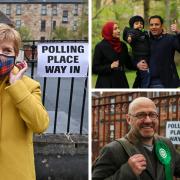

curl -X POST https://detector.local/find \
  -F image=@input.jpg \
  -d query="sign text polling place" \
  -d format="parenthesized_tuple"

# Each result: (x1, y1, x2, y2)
(37, 42, 88, 77)
(166, 121, 180, 144)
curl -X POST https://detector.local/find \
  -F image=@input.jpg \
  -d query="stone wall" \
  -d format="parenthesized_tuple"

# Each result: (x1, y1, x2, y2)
(34, 133, 88, 180)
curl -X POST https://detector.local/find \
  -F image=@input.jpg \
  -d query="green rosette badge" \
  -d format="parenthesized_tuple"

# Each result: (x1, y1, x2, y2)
(155, 140, 172, 180)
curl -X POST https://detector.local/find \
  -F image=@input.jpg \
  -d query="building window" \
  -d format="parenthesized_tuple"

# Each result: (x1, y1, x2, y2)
(73, 4, 78, 16)
(128, 96, 132, 102)
(152, 92, 160, 97)
(40, 36, 45, 41)
(52, 5, 57, 16)
(53, 21, 56, 30)
(162, 105, 168, 112)
(110, 98, 115, 114)
(73, 21, 77, 31)
(6, 5, 11, 15)
(169, 92, 177, 95)
(41, 5, 47, 15)
(172, 104, 176, 113)
(157, 107, 160, 113)
(16, 20, 21, 28)
(62, 10, 68, 23)
(110, 124, 115, 140)
(16, 4, 21, 15)
(41, 20, 46, 32)
(85, 5, 88, 15)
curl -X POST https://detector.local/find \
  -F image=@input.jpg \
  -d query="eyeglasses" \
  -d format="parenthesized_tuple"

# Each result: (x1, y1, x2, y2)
(129, 112, 158, 120)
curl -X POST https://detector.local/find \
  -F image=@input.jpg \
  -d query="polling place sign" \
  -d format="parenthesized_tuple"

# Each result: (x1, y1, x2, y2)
(37, 42, 88, 77)
(166, 121, 180, 144)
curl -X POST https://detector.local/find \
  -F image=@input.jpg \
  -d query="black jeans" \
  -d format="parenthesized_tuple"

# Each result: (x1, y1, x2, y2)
(140, 69, 150, 88)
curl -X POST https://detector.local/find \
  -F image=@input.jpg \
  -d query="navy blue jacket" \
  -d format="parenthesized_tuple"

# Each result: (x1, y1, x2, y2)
(149, 33, 180, 88)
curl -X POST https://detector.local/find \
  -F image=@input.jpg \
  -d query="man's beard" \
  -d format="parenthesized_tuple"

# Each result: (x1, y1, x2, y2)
(132, 127, 155, 141)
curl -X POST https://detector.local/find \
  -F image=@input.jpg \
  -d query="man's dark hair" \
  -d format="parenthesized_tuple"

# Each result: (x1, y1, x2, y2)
(149, 15, 164, 24)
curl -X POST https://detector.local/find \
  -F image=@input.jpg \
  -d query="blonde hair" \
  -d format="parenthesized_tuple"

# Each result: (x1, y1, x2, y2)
(0, 23, 21, 56)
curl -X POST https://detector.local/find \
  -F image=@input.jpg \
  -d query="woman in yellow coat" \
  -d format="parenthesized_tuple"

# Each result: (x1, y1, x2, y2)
(0, 23, 49, 179)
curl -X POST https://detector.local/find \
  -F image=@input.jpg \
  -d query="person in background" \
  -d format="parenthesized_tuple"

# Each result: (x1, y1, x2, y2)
(0, 23, 49, 180)
(92, 97, 180, 180)
(123, 15, 150, 88)
(92, 21, 134, 88)
(136, 15, 180, 88)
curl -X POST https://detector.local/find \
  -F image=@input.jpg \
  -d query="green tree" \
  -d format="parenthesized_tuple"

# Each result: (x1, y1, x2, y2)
(17, 26, 32, 41)
(51, 27, 70, 40)
(143, 0, 150, 26)
(79, 0, 88, 40)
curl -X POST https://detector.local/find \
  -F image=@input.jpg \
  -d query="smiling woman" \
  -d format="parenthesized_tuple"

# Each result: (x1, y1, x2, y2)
(92, 21, 134, 88)
(0, 23, 49, 180)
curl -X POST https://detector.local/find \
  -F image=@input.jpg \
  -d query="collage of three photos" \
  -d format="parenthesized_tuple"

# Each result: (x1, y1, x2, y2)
(0, 0, 180, 180)
(91, 0, 180, 180)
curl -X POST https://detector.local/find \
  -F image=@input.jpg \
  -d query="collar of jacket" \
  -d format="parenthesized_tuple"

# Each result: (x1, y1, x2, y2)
(125, 129, 160, 146)
(149, 32, 164, 40)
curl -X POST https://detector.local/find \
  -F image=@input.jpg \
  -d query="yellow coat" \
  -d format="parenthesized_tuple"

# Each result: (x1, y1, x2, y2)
(0, 72, 49, 180)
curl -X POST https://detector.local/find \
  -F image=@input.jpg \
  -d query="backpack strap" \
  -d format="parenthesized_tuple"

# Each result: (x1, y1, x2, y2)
(115, 137, 140, 156)
(115, 137, 141, 180)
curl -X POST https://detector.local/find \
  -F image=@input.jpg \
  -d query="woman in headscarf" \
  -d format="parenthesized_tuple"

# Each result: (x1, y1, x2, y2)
(92, 21, 133, 88)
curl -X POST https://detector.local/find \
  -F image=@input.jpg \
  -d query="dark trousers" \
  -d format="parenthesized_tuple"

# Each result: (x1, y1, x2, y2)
(140, 69, 150, 88)
(149, 78, 165, 88)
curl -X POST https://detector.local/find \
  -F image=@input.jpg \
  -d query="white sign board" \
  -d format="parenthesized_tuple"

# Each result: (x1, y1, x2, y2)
(166, 121, 180, 144)
(37, 42, 88, 77)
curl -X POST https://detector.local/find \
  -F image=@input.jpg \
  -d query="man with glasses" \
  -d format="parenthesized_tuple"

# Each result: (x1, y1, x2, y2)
(92, 97, 180, 180)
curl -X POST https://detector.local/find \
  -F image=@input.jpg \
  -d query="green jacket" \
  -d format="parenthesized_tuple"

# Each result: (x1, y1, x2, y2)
(92, 132, 180, 180)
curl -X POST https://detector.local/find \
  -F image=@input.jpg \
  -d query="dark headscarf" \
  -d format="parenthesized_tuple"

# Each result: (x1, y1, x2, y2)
(102, 21, 122, 53)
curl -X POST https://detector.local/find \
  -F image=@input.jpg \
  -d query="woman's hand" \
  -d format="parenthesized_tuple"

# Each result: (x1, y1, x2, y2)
(137, 60, 148, 71)
(111, 60, 119, 69)
(9, 60, 28, 84)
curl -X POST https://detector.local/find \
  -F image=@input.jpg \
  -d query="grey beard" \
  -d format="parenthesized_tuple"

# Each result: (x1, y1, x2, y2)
(131, 127, 154, 141)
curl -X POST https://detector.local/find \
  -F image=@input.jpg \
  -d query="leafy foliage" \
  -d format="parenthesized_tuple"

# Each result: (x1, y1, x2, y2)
(92, 0, 180, 66)
(51, 27, 70, 40)
(17, 26, 32, 41)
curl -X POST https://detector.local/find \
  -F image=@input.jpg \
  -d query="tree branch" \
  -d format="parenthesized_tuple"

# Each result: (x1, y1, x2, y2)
(92, 2, 112, 20)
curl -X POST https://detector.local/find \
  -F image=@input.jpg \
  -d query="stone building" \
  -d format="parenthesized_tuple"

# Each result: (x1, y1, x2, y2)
(92, 92, 180, 160)
(0, 0, 88, 40)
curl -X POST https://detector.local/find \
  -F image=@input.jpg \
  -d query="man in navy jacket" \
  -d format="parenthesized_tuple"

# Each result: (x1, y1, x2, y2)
(136, 15, 180, 88)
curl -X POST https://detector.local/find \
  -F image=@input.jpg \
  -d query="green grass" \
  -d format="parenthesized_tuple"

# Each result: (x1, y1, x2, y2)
(177, 65, 180, 74)
(126, 70, 137, 88)
(92, 75, 97, 88)
(92, 65, 180, 88)
(92, 71, 136, 88)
